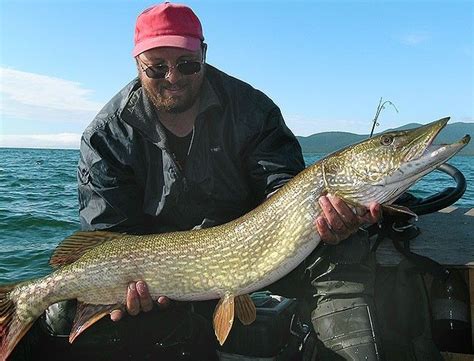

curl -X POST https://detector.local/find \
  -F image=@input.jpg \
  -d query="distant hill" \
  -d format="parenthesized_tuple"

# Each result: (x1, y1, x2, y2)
(297, 122, 473, 156)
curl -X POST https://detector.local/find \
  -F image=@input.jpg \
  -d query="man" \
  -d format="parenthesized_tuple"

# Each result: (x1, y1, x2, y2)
(13, 3, 380, 360)
(79, 0, 379, 323)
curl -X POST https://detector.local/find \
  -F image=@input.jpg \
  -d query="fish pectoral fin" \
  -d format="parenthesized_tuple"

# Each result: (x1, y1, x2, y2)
(69, 302, 121, 344)
(382, 204, 418, 221)
(235, 294, 256, 326)
(213, 294, 235, 346)
(50, 231, 124, 268)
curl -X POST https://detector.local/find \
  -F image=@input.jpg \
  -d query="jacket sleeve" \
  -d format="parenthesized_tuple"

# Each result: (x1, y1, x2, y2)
(244, 106, 306, 200)
(77, 126, 144, 233)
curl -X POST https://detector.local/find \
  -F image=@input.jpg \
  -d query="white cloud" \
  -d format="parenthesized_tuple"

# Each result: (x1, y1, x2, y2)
(0, 133, 80, 149)
(0, 67, 103, 123)
(458, 116, 474, 122)
(399, 32, 430, 46)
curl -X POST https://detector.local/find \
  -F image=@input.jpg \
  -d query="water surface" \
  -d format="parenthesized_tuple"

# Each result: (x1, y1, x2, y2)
(0, 148, 472, 283)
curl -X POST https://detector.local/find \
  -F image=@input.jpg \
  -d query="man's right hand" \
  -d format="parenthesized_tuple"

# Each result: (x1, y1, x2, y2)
(110, 281, 170, 321)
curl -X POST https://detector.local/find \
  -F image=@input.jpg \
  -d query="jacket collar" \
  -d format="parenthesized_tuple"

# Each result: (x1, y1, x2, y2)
(121, 74, 221, 147)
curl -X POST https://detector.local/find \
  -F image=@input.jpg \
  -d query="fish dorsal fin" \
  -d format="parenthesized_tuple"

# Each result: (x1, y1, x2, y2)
(50, 231, 123, 268)
(235, 294, 256, 325)
(69, 302, 121, 343)
(213, 294, 235, 346)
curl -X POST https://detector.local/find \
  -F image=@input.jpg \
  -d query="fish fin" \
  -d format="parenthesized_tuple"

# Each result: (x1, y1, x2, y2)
(235, 294, 256, 325)
(382, 204, 418, 221)
(69, 302, 120, 343)
(50, 231, 123, 268)
(213, 294, 235, 346)
(0, 283, 36, 361)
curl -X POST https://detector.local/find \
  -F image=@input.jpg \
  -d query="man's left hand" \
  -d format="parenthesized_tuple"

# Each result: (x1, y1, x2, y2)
(316, 195, 381, 245)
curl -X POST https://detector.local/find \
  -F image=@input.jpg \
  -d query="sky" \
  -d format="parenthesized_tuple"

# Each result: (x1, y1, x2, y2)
(0, 0, 473, 149)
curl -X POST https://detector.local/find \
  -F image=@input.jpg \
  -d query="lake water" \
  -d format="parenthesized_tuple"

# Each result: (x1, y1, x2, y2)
(0, 148, 472, 283)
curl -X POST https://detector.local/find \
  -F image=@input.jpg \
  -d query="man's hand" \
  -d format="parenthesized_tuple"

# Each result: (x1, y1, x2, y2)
(110, 281, 170, 321)
(316, 195, 381, 245)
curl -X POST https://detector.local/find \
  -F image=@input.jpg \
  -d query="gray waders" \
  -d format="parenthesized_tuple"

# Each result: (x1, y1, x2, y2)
(305, 231, 383, 361)
(302, 228, 444, 361)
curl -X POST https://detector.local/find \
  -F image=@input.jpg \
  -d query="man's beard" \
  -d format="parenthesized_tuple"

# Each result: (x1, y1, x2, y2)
(143, 79, 201, 114)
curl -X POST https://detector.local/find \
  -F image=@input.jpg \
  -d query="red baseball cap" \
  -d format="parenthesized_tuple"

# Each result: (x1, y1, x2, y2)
(132, 2, 204, 57)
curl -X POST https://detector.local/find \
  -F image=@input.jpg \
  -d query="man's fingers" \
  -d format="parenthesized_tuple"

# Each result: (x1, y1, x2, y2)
(318, 196, 349, 235)
(316, 217, 344, 245)
(128, 281, 154, 315)
(316, 196, 382, 245)
(114, 282, 168, 321)
(126, 282, 140, 316)
(358, 202, 382, 224)
(157, 296, 171, 309)
(136, 281, 154, 312)
(327, 195, 359, 230)
(110, 309, 123, 322)
(369, 202, 382, 222)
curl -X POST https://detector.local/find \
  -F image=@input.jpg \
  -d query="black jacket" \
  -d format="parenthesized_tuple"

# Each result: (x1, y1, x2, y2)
(78, 65, 305, 233)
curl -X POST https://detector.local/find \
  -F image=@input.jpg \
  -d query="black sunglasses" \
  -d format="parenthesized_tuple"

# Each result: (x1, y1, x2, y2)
(140, 60, 202, 79)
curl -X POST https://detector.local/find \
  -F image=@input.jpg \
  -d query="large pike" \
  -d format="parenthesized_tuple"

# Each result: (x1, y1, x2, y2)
(0, 118, 470, 359)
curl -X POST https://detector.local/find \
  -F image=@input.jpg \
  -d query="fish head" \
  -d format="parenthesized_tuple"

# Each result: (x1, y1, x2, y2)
(321, 117, 470, 207)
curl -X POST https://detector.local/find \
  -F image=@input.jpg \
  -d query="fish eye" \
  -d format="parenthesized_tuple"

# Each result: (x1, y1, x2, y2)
(380, 135, 394, 146)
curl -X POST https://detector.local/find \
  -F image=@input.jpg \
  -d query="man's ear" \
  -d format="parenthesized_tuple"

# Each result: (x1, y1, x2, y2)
(134, 57, 141, 76)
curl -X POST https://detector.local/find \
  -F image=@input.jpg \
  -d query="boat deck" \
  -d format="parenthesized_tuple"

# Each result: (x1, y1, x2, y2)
(376, 206, 473, 267)
(376, 206, 474, 359)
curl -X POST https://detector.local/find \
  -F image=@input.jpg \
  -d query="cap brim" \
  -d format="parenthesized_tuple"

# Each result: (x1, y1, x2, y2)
(132, 35, 201, 57)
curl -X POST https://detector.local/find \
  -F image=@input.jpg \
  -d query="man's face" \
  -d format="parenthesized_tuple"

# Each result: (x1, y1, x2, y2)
(137, 46, 205, 114)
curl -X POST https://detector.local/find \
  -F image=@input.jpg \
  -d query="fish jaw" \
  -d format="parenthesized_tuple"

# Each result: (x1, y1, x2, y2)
(380, 134, 470, 189)
(398, 117, 450, 164)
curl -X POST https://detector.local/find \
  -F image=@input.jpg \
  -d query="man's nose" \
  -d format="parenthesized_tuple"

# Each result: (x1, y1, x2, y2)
(165, 65, 182, 83)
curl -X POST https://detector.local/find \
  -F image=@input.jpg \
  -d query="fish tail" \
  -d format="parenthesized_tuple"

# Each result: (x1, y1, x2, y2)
(0, 284, 35, 361)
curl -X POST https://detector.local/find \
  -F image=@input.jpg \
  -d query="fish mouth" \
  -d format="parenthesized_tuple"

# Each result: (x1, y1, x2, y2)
(404, 117, 449, 162)
(423, 134, 471, 158)
(394, 118, 470, 187)
(402, 117, 470, 164)
(422, 117, 449, 151)
(382, 118, 470, 192)
(418, 116, 470, 161)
